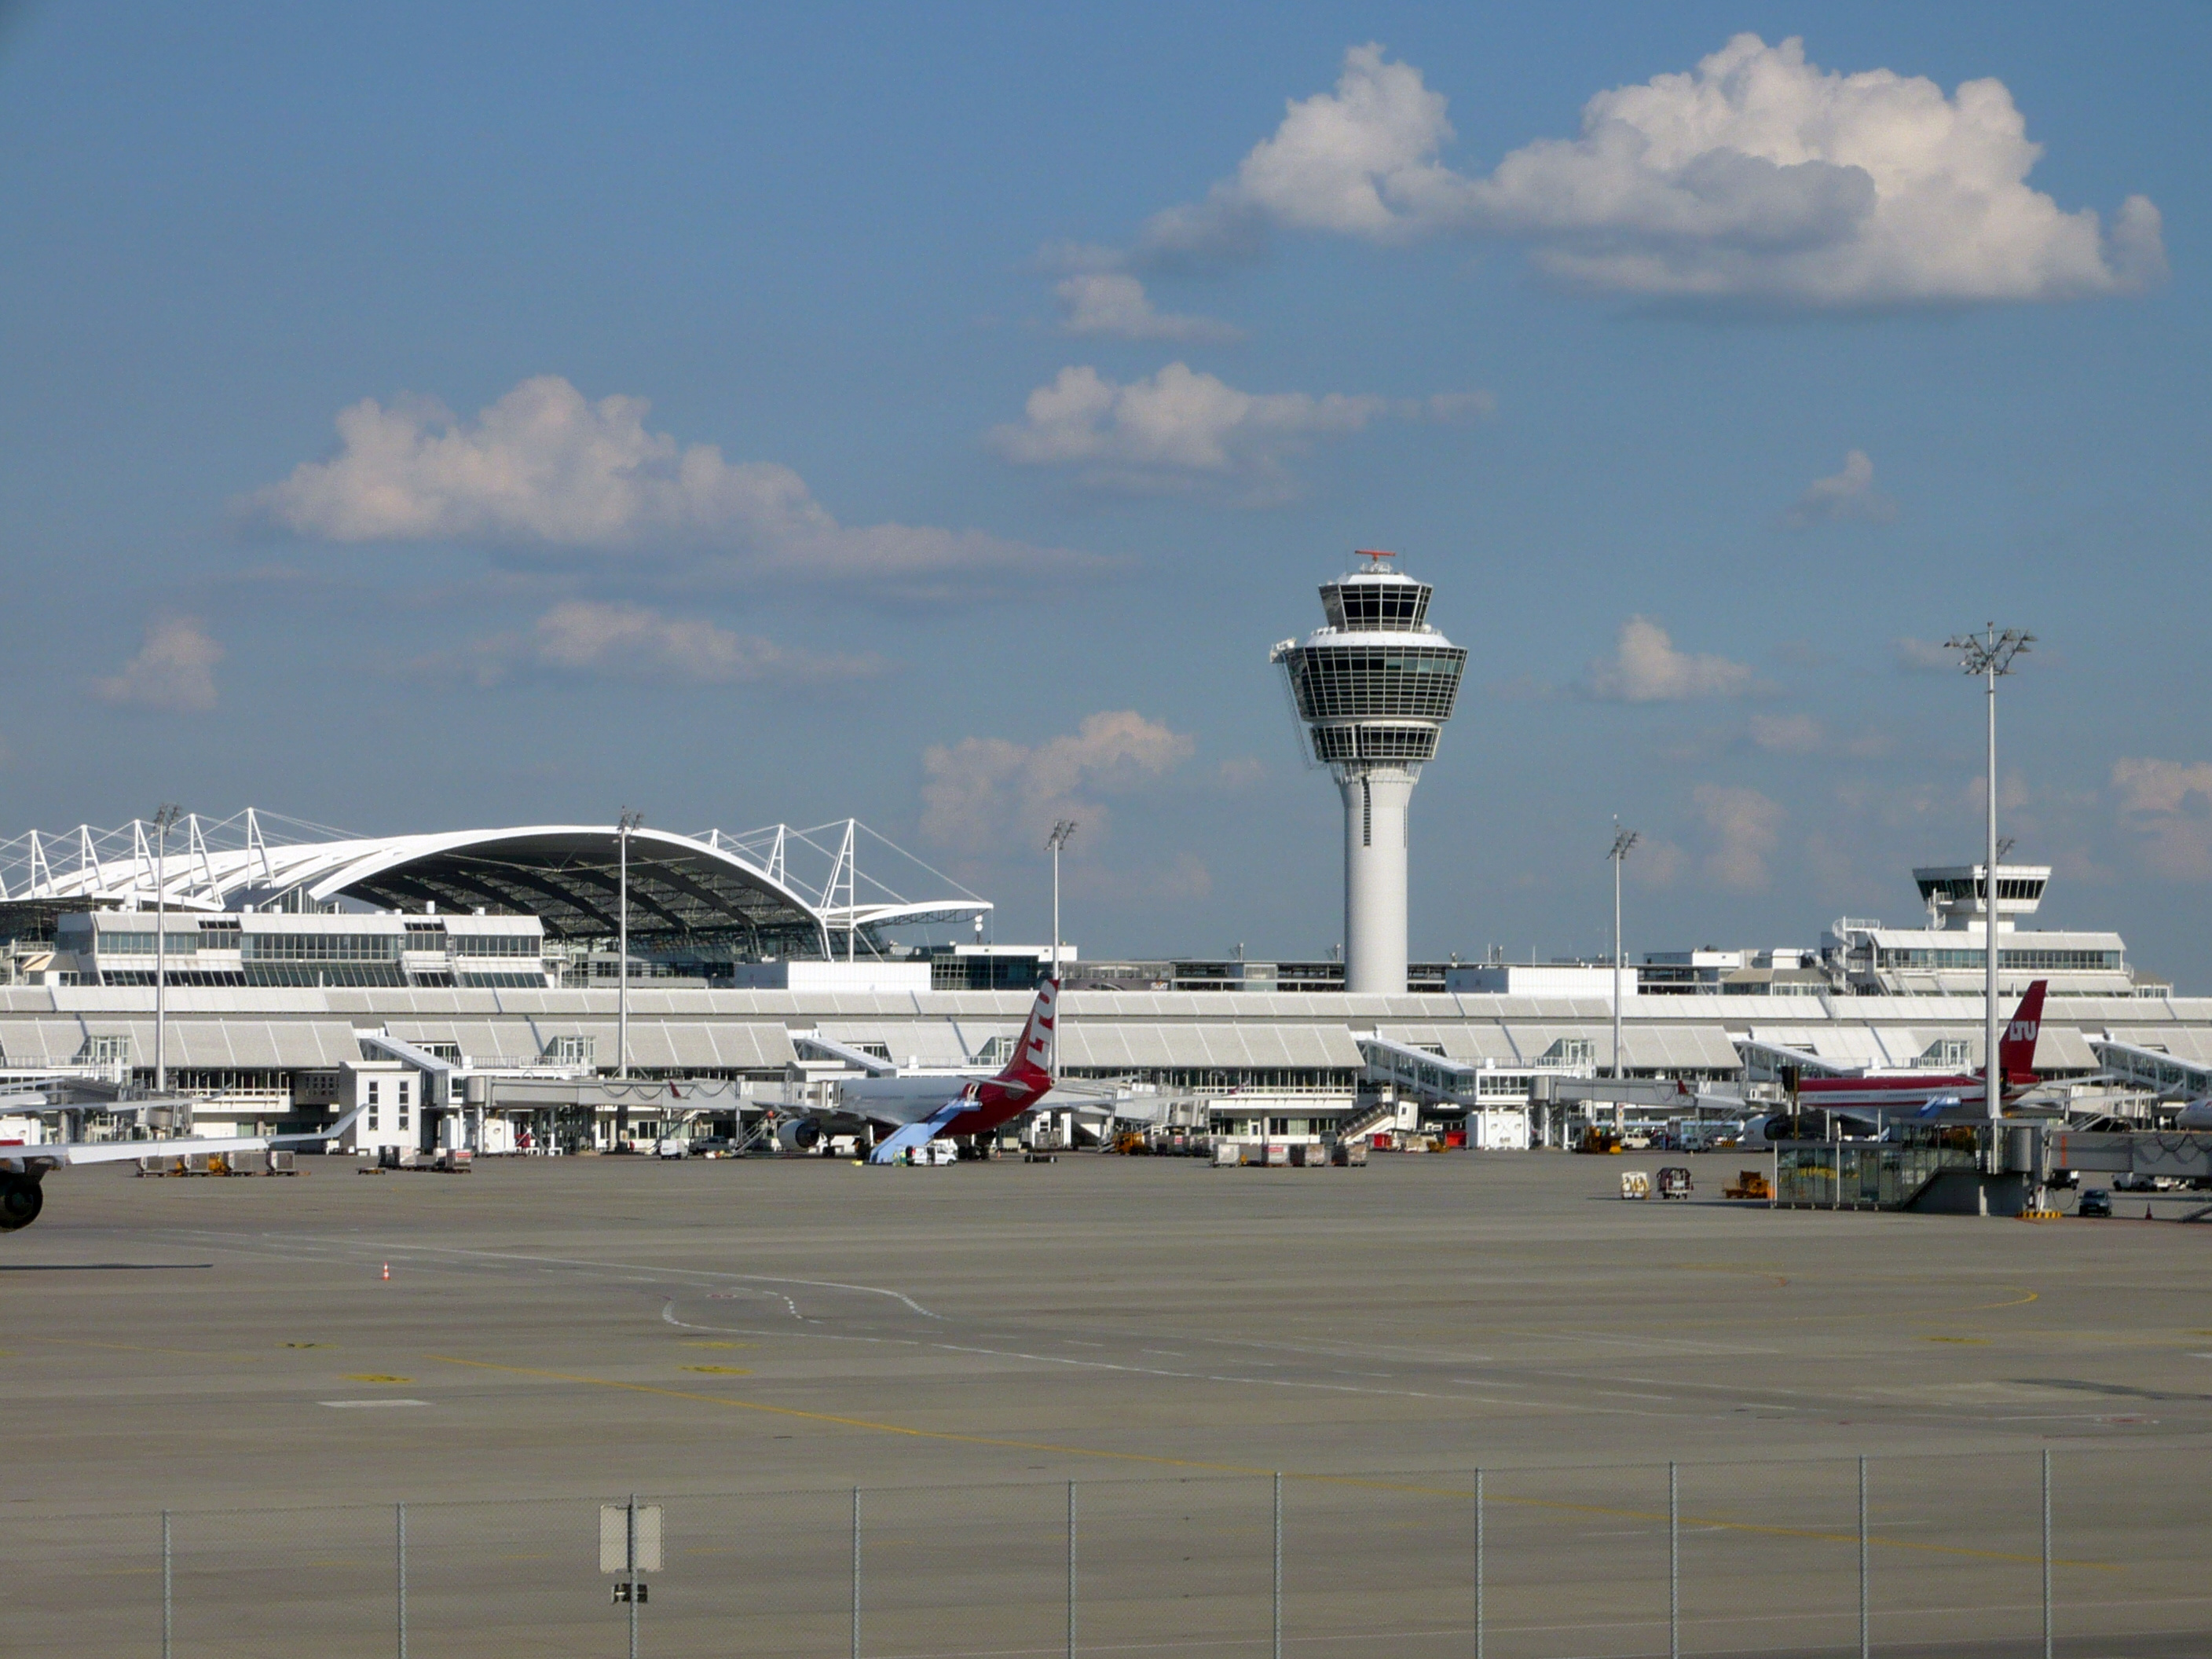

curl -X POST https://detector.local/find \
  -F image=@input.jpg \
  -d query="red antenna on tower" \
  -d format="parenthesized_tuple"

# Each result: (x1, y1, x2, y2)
(1353, 548, 1395, 566)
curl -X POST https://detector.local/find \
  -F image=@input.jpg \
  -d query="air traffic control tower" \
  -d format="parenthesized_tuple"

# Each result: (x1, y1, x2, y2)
(1272, 551, 1467, 994)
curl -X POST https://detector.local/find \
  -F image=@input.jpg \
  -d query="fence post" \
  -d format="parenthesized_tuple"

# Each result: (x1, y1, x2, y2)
(161, 1510, 171, 1659)
(1474, 1468, 1485, 1659)
(627, 1494, 639, 1659)
(851, 1486, 862, 1659)
(1272, 1472, 1283, 1659)
(396, 1502, 408, 1659)
(1668, 1462, 1679, 1659)
(1858, 1456, 1869, 1659)
(1066, 1480, 1077, 1659)
(2042, 1449, 2053, 1659)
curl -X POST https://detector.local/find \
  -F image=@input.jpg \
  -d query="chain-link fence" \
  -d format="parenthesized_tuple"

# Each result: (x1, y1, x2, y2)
(15, 1448, 2209, 1657)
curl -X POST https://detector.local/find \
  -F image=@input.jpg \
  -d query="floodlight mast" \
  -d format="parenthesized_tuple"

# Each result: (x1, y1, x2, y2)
(1608, 822, 1638, 1133)
(616, 810, 643, 1082)
(1943, 625, 2033, 1120)
(1046, 819, 1077, 1071)
(152, 804, 181, 1114)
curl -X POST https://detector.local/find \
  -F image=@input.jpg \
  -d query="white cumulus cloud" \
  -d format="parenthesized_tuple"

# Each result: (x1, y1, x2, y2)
(1783, 450, 1897, 528)
(1140, 36, 2163, 307)
(1054, 273, 1243, 342)
(988, 363, 1484, 498)
(1586, 617, 1756, 701)
(92, 618, 223, 713)
(1142, 43, 1463, 258)
(1748, 712, 1824, 753)
(1694, 783, 1785, 890)
(2113, 758, 2212, 881)
(240, 375, 1112, 594)
(500, 601, 885, 687)
(921, 711, 1196, 853)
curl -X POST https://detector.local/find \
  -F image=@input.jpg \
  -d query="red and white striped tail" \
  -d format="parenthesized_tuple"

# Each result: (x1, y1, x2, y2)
(995, 975, 1058, 1089)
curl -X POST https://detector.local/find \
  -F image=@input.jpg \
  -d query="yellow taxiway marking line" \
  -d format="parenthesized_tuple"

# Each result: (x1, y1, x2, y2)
(341, 1374, 412, 1384)
(425, 1354, 2115, 1569)
(1940, 1289, 2039, 1313)
(27, 1335, 244, 1359)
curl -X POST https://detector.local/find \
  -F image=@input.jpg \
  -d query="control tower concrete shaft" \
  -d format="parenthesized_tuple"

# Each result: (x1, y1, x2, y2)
(1271, 551, 1467, 994)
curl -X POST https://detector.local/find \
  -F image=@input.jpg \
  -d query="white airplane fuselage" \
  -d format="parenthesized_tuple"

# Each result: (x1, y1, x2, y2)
(834, 1070, 998, 1126)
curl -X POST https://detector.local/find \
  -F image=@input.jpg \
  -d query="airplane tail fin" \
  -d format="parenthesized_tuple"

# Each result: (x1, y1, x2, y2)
(996, 976, 1058, 1091)
(1998, 979, 2048, 1082)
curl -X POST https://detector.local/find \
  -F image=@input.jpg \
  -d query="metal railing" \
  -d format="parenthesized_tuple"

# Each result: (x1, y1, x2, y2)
(13, 1445, 2207, 1657)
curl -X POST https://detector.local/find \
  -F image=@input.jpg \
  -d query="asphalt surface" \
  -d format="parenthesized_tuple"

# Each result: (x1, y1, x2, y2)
(9, 1149, 2210, 1656)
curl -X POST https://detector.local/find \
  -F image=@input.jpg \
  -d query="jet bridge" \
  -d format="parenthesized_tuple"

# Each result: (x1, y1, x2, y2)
(1774, 1122, 2212, 1215)
(1528, 1075, 1747, 1111)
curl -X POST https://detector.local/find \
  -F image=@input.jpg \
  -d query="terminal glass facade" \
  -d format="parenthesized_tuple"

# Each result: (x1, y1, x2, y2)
(240, 933, 402, 962)
(1775, 1130, 1980, 1209)
(1874, 946, 2122, 971)
(450, 934, 542, 956)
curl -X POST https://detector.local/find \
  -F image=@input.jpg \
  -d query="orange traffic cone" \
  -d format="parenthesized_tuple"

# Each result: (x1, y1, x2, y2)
(381, 1262, 390, 1280)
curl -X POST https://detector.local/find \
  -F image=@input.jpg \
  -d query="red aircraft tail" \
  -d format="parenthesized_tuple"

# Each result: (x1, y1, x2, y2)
(991, 974, 1057, 1096)
(1997, 979, 2047, 1083)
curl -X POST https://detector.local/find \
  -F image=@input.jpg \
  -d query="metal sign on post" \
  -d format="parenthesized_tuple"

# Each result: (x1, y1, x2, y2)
(599, 1503, 665, 1574)
(601, 1496, 664, 1659)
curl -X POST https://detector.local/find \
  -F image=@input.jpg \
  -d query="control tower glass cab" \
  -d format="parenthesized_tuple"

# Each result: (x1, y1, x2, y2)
(1270, 551, 1467, 994)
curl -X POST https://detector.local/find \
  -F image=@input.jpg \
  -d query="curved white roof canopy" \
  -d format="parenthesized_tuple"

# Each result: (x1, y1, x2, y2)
(0, 813, 990, 957)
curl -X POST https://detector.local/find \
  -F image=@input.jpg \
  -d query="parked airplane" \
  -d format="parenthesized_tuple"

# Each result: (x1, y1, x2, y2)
(1756, 982, 2047, 1137)
(778, 976, 1060, 1165)
(0, 1109, 361, 1232)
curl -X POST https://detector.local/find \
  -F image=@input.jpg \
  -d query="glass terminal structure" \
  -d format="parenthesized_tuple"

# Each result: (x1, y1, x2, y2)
(1272, 551, 1467, 993)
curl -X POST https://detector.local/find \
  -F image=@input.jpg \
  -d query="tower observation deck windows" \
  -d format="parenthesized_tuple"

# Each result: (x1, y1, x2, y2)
(1320, 581, 1431, 632)
(1283, 646, 1467, 722)
(1916, 876, 2048, 903)
(1309, 724, 1439, 764)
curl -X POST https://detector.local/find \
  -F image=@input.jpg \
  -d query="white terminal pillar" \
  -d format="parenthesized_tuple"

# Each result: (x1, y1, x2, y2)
(1273, 551, 1467, 994)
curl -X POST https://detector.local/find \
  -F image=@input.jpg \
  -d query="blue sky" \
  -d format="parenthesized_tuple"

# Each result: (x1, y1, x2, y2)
(2, 3, 2207, 978)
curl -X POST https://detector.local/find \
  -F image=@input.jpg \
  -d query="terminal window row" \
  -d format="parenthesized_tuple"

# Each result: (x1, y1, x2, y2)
(240, 934, 403, 962)
(449, 934, 541, 956)
(1874, 947, 2122, 970)
(91, 931, 204, 955)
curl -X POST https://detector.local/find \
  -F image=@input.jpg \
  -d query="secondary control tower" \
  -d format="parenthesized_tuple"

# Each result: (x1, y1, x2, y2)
(1271, 551, 1467, 994)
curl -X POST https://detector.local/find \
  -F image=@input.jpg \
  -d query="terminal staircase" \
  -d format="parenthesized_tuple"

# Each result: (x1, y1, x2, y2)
(1333, 1099, 1399, 1144)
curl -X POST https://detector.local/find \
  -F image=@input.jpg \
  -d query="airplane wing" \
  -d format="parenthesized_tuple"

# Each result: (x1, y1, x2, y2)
(0, 1109, 365, 1175)
(865, 1100, 971, 1166)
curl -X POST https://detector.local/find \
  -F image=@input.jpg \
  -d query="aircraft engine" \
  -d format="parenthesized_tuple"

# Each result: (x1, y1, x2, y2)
(775, 1119, 822, 1154)
(0, 1174, 45, 1232)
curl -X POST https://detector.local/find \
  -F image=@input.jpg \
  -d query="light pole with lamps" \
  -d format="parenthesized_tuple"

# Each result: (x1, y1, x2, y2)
(152, 804, 181, 1110)
(1943, 625, 2033, 1120)
(616, 810, 643, 1081)
(1046, 820, 1077, 1071)
(1607, 822, 1638, 1135)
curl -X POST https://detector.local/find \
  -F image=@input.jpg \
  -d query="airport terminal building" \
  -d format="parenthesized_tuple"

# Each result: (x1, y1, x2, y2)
(3, 811, 2209, 1154)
